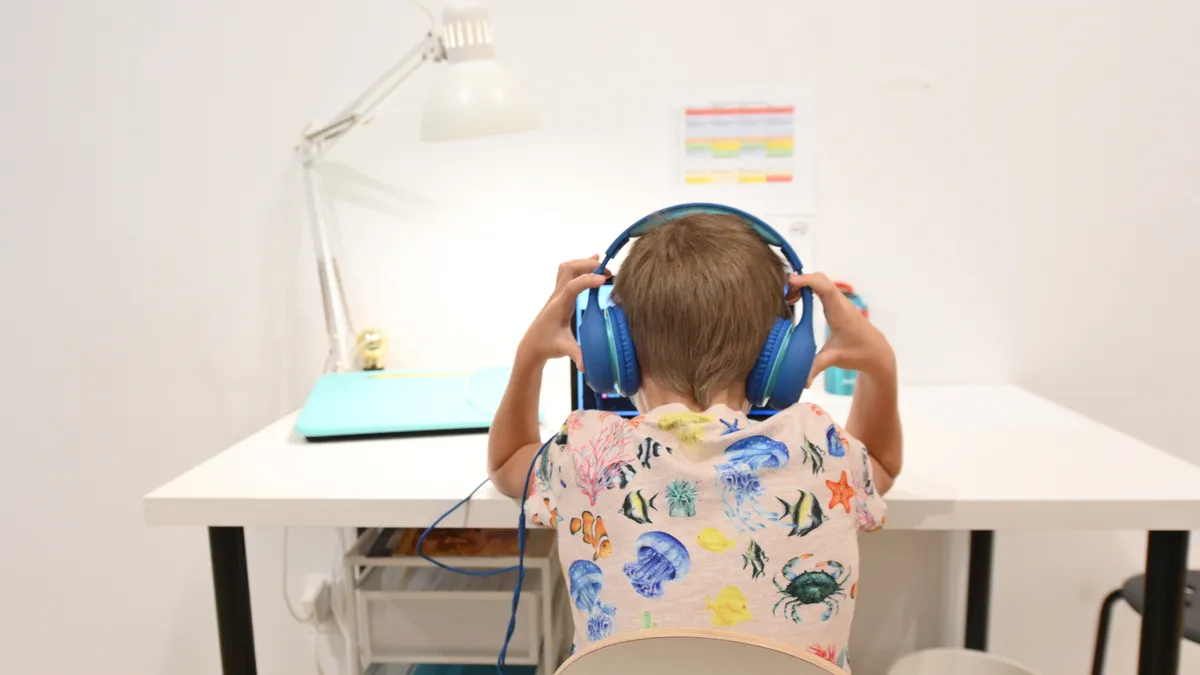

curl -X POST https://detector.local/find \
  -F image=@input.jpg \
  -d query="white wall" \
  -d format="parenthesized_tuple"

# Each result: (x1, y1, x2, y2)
(2, 1, 1198, 674)
(0, 1, 333, 673)
(996, 3, 1200, 672)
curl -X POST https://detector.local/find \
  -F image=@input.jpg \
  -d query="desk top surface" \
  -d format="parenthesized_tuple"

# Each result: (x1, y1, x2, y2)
(143, 385, 1200, 531)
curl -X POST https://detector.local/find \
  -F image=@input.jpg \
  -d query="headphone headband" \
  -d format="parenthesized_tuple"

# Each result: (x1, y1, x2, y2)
(580, 202, 816, 405)
(597, 203, 804, 275)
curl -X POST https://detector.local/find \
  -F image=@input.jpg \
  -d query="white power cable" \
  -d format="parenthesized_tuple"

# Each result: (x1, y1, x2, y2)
(312, 630, 328, 675)
(408, 0, 436, 26)
(283, 526, 332, 675)
(283, 527, 311, 623)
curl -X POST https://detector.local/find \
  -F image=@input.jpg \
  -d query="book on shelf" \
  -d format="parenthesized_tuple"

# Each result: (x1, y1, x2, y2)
(367, 528, 526, 558)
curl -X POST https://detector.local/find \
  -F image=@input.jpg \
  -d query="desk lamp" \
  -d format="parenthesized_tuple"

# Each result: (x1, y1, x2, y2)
(300, 0, 538, 373)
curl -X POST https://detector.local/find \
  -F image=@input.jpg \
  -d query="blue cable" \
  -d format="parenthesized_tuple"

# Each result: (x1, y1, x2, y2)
(416, 437, 552, 675)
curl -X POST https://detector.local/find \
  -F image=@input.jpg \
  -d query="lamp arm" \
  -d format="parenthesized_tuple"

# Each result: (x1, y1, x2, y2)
(299, 161, 354, 372)
(296, 12, 445, 372)
(304, 31, 444, 159)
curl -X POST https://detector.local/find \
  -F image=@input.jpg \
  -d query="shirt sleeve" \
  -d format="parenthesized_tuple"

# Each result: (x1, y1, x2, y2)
(523, 416, 572, 529)
(838, 423, 887, 533)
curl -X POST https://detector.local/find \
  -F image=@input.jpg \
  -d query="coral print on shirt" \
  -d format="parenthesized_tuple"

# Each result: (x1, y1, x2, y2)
(525, 402, 886, 673)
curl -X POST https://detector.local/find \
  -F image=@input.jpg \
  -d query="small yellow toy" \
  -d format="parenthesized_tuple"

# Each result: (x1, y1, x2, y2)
(356, 329, 388, 371)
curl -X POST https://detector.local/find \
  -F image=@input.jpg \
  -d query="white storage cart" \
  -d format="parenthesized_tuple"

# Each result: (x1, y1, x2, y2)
(343, 528, 573, 675)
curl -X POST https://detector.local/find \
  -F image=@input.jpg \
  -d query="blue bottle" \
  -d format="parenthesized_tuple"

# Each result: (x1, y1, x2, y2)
(824, 282, 868, 396)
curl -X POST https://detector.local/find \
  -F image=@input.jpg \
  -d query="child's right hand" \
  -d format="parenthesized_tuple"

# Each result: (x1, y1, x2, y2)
(517, 256, 610, 371)
(787, 272, 896, 387)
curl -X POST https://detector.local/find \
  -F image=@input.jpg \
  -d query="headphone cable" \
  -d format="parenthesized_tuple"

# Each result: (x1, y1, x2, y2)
(416, 437, 552, 675)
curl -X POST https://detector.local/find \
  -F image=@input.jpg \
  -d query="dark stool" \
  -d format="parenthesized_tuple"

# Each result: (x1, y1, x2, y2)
(1091, 570, 1199, 675)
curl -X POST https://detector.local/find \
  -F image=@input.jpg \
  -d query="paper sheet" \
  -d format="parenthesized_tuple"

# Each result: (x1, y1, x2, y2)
(667, 84, 816, 214)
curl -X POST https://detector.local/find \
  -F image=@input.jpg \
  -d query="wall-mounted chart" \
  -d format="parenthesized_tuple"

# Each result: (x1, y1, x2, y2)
(668, 85, 815, 214)
(683, 104, 796, 184)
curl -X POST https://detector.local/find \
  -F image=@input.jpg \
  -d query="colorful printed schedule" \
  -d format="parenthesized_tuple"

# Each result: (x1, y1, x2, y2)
(683, 105, 796, 185)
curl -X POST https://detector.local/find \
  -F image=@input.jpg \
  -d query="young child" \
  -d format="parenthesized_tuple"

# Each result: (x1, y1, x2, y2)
(487, 211, 902, 671)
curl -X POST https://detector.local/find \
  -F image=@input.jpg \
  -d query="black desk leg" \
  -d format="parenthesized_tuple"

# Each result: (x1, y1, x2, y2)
(964, 530, 994, 651)
(209, 527, 258, 675)
(1138, 531, 1189, 675)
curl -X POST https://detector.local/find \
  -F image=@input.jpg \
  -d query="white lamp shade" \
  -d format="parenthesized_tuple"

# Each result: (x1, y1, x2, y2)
(419, 4, 538, 142)
(421, 59, 538, 142)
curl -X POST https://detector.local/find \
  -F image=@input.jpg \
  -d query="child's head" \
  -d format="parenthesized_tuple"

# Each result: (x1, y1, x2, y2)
(614, 212, 789, 410)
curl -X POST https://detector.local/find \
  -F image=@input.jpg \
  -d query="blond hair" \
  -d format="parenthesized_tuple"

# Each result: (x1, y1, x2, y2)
(614, 212, 788, 407)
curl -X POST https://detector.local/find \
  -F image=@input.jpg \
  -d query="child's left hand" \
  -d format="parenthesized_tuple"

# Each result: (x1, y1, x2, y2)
(787, 272, 895, 386)
(517, 255, 610, 371)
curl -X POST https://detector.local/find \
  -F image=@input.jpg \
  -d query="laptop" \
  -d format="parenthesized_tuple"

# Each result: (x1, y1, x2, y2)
(296, 367, 520, 441)
(570, 277, 791, 420)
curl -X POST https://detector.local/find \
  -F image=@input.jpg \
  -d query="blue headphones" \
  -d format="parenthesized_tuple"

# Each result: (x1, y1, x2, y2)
(578, 203, 816, 409)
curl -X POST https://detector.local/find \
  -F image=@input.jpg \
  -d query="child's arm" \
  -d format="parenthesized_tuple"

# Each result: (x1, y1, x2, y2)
(488, 257, 608, 498)
(487, 353, 548, 498)
(790, 272, 903, 494)
(846, 363, 901, 495)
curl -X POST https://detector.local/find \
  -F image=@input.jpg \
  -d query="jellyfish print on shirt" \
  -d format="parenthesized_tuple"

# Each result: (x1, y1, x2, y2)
(714, 435, 790, 532)
(569, 560, 616, 642)
(825, 425, 847, 458)
(623, 531, 691, 599)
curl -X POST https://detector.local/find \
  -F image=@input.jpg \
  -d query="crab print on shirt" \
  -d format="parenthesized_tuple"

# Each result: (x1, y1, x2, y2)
(525, 402, 886, 672)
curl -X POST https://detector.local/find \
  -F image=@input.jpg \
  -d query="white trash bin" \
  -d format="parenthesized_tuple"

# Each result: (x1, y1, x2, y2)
(887, 648, 1041, 675)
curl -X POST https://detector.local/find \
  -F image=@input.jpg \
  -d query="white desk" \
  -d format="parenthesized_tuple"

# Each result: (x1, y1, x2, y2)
(144, 385, 1200, 675)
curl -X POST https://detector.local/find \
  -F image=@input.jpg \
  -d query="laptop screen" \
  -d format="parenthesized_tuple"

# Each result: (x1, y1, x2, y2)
(570, 278, 786, 420)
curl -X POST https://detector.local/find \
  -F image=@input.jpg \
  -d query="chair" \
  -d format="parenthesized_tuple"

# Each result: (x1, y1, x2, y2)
(887, 648, 1040, 675)
(554, 628, 848, 675)
(1091, 570, 1199, 675)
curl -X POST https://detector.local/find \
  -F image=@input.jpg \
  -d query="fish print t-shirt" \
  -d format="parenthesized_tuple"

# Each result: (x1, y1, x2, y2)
(525, 402, 886, 672)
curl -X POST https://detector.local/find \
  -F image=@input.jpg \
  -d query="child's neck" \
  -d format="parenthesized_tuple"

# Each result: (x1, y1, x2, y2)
(636, 379, 750, 414)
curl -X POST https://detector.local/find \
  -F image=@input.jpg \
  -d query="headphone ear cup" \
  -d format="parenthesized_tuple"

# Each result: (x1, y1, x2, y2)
(767, 321, 817, 409)
(606, 305, 640, 396)
(747, 318, 791, 407)
(579, 292, 618, 395)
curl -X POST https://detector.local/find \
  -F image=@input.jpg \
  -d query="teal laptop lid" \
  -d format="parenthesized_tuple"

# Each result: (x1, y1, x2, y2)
(295, 367, 524, 440)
